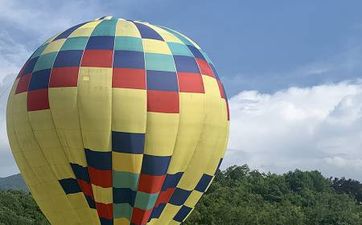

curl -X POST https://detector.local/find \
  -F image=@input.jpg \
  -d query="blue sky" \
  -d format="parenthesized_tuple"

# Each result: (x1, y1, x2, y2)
(0, 0, 361, 178)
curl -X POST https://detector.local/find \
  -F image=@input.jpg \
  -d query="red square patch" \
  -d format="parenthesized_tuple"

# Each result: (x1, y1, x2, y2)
(95, 202, 113, 220)
(27, 89, 49, 111)
(178, 72, 204, 93)
(147, 90, 179, 113)
(131, 208, 152, 225)
(49, 67, 79, 87)
(88, 167, 112, 188)
(81, 50, 113, 67)
(77, 179, 93, 198)
(196, 59, 214, 77)
(16, 74, 31, 94)
(155, 188, 175, 207)
(138, 174, 166, 193)
(112, 68, 146, 89)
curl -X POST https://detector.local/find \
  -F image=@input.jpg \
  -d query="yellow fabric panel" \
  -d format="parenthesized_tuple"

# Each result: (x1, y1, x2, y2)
(149, 204, 181, 225)
(144, 112, 179, 156)
(112, 88, 146, 133)
(114, 218, 130, 225)
(69, 20, 102, 37)
(167, 93, 205, 174)
(78, 67, 112, 151)
(112, 152, 143, 173)
(184, 190, 203, 207)
(177, 78, 225, 189)
(156, 76, 227, 224)
(116, 20, 141, 37)
(168, 221, 181, 225)
(142, 39, 172, 55)
(28, 110, 73, 178)
(42, 39, 66, 54)
(66, 194, 99, 224)
(8, 79, 92, 225)
(92, 185, 113, 204)
(142, 24, 183, 44)
(49, 87, 87, 166)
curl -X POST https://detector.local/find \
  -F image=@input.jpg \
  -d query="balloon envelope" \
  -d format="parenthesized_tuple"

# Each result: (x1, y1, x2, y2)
(6, 16, 229, 225)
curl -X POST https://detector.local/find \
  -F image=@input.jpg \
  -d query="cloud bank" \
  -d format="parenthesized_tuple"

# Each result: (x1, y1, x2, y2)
(224, 80, 362, 180)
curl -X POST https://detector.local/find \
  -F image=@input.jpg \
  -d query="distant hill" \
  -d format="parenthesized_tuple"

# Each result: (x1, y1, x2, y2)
(0, 174, 28, 192)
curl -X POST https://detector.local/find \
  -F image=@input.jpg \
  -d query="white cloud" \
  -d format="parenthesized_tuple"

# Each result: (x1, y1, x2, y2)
(223, 80, 362, 180)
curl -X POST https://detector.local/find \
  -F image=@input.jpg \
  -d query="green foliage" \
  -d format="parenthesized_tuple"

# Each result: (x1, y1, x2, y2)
(1, 166, 362, 225)
(185, 165, 362, 225)
(0, 190, 49, 225)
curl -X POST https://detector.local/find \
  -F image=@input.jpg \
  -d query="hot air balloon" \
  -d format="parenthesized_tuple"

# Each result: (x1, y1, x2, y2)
(6, 16, 229, 225)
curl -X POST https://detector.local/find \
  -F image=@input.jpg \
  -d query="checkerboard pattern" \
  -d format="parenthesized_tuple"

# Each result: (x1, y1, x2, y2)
(8, 17, 229, 225)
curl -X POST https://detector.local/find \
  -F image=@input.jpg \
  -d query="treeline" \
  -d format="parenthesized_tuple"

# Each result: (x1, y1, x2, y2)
(185, 165, 362, 225)
(0, 190, 48, 225)
(1, 165, 362, 225)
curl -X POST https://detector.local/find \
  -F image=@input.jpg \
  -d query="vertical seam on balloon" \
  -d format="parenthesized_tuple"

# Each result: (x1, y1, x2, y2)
(7, 81, 40, 196)
(145, 25, 188, 225)
(75, 19, 104, 225)
(127, 20, 146, 225)
(146, 22, 183, 225)
(109, 17, 117, 225)
(26, 36, 85, 224)
(156, 28, 209, 225)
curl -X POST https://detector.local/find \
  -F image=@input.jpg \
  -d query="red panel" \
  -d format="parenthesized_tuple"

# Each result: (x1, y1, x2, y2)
(147, 90, 179, 113)
(81, 50, 113, 67)
(49, 67, 79, 87)
(138, 174, 166, 193)
(178, 72, 204, 93)
(112, 68, 146, 89)
(155, 188, 175, 207)
(95, 202, 113, 220)
(217, 80, 226, 99)
(226, 100, 230, 121)
(131, 208, 152, 225)
(77, 179, 93, 197)
(196, 59, 214, 77)
(88, 167, 112, 188)
(16, 73, 31, 94)
(27, 89, 49, 111)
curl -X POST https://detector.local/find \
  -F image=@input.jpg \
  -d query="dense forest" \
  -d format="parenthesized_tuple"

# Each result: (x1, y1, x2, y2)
(1, 165, 362, 225)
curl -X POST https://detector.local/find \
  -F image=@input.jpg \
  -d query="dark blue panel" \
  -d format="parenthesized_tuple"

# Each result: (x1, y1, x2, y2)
(54, 22, 86, 40)
(86, 36, 114, 50)
(187, 45, 205, 60)
(195, 174, 213, 192)
(85, 195, 96, 209)
(100, 218, 113, 225)
(70, 163, 90, 183)
(173, 206, 192, 222)
(173, 55, 199, 73)
(169, 188, 191, 206)
(150, 203, 166, 219)
(147, 70, 178, 91)
(28, 69, 51, 91)
(112, 131, 145, 154)
(113, 50, 144, 69)
(133, 22, 163, 40)
(22, 57, 38, 75)
(59, 178, 81, 194)
(141, 154, 171, 176)
(113, 188, 136, 206)
(85, 149, 112, 170)
(54, 50, 83, 67)
(161, 172, 183, 191)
